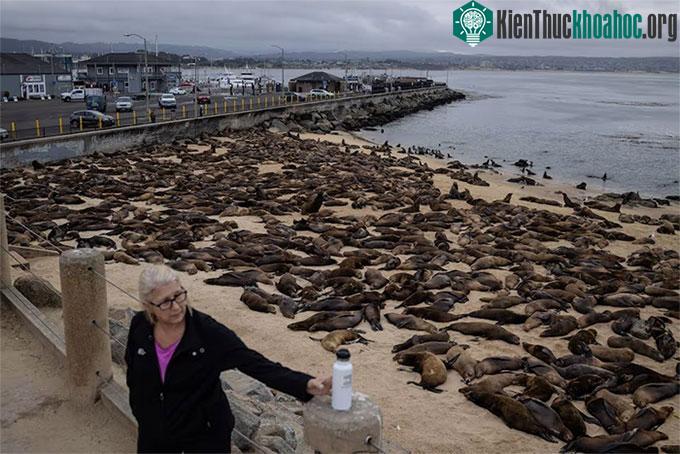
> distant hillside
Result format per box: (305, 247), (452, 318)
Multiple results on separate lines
(0, 37), (235, 59)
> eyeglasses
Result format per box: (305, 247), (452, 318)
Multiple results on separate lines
(146, 289), (188, 311)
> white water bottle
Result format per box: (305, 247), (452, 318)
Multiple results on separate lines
(332, 348), (352, 411)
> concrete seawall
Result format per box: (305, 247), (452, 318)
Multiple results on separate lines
(0, 87), (463, 168)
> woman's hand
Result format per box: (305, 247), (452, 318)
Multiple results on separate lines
(306, 376), (332, 396)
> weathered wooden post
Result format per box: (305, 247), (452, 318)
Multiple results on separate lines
(59, 248), (112, 405)
(304, 393), (383, 453)
(0, 195), (11, 289)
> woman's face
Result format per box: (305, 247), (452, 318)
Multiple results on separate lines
(146, 280), (187, 325)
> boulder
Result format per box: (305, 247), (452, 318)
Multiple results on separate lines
(13, 275), (61, 307)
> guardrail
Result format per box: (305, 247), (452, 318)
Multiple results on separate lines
(1, 87), (446, 144)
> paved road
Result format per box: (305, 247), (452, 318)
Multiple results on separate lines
(0, 91), (289, 141)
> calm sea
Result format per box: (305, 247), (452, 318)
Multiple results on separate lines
(359, 70), (680, 198)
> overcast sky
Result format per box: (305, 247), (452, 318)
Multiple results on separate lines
(2, 0), (679, 57)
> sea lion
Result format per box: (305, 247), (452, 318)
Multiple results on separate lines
(461, 373), (526, 394)
(301, 192), (325, 214)
(571, 295), (598, 314)
(601, 293), (647, 307)
(309, 311), (363, 332)
(445, 322), (520, 345)
(474, 356), (526, 378)
(112, 250), (140, 265)
(384, 313), (438, 334)
(610, 406), (674, 434)
(550, 395), (588, 439)
(607, 335), (665, 362)
(393, 341), (458, 363)
(205, 272), (259, 287)
(589, 345), (635, 363)
(391, 331), (450, 353)
(482, 295), (526, 309)
(521, 375), (555, 402)
(523, 342), (557, 364)
(563, 430), (669, 453)
(523, 311), (553, 332)
(300, 297), (364, 312)
(540, 315), (578, 337)
(363, 268), (389, 290)
(577, 310), (614, 328)
(240, 290), (277, 314)
(403, 306), (462, 323)
(404, 352), (448, 393)
(445, 345), (477, 383)
(310, 329), (370, 352)
(633, 383), (680, 407)
(525, 299), (566, 315)
(585, 396), (623, 433)
(566, 374), (612, 399)
(454, 309), (528, 325)
(287, 311), (352, 331)
(462, 391), (557, 442)
(363, 303), (383, 331)
(524, 358), (568, 388)
(518, 396), (574, 442)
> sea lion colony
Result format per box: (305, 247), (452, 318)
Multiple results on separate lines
(2, 129), (679, 452)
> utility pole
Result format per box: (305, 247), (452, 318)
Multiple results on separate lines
(124, 33), (150, 117)
(194, 56), (198, 117)
(271, 45), (284, 92)
(155, 34), (158, 56)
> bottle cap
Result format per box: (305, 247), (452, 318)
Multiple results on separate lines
(336, 348), (350, 360)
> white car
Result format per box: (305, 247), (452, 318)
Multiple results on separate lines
(169, 87), (187, 95)
(0, 127), (9, 140)
(309, 89), (334, 97)
(115, 96), (133, 112)
(158, 93), (177, 109)
(61, 89), (86, 102)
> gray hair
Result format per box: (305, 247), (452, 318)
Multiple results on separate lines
(138, 265), (180, 302)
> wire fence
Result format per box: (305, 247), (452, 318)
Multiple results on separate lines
(1, 86), (443, 142)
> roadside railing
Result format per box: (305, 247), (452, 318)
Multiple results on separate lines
(0, 86), (445, 143)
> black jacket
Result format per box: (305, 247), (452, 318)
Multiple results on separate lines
(125, 308), (313, 452)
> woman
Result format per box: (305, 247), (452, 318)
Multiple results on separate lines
(125, 265), (331, 453)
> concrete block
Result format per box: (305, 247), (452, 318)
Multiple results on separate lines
(303, 393), (382, 454)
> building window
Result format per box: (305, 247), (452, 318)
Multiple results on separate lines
(96, 67), (103, 75)
(118, 67), (129, 74)
(109, 67), (115, 75)
(124, 81), (129, 88)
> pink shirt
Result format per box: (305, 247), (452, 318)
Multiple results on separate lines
(155, 340), (180, 383)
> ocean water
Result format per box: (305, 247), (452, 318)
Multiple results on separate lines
(359, 70), (680, 198)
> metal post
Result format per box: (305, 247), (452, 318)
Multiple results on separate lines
(59, 249), (112, 405)
(194, 57), (198, 117)
(35, 119), (40, 137)
(124, 33), (150, 119)
(271, 45), (284, 92)
(0, 195), (11, 289)
(58, 117), (63, 134)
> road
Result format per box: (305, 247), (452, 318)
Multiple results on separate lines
(0, 91), (289, 141)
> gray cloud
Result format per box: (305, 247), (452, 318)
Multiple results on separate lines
(1, 0), (678, 56)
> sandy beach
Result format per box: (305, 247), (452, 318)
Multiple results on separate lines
(3, 129), (679, 453)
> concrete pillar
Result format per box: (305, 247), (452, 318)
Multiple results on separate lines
(0, 195), (11, 289)
(59, 248), (112, 405)
(304, 393), (382, 454)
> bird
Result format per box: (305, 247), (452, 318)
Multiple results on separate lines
(543, 171), (552, 179)
(602, 173), (608, 181)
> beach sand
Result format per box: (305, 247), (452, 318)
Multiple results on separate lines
(4, 129), (679, 453)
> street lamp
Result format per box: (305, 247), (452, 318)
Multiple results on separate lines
(271, 45), (284, 92)
(124, 33), (150, 117)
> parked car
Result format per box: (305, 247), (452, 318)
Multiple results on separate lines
(115, 96), (133, 112)
(69, 110), (115, 128)
(282, 92), (306, 102)
(309, 89), (334, 97)
(158, 93), (177, 109)
(60, 89), (85, 102)
(169, 87), (187, 95)
(0, 127), (9, 141)
(197, 94), (211, 105)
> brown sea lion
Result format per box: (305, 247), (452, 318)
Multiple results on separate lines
(462, 391), (557, 442)
(523, 342), (557, 364)
(607, 335), (665, 362)
(585, 396), (623, 433)
(461, 373), (526, 394)
(391, 331), (450, 353)
(525, 299), (566, 315)
(363, 303), (383, 331)
(550, 395), (588, 439)
(393, 341), (458, 363)
(633, 383), (680, 408)
(540, 315), (578, 337)
(403, 306), (462, 323)
(578, 310), (614, 328)
(610, 406), (674, 434)
(309, 311), (363, 332)
(287, 311), (352, 331)
(454, 309), (528, 325)
(474, 356), (526, 378)
(589, 345), (635, 363)
(524, 358), (568, 388)
(384, 313), (439, 334)
(364, 268), (389, 289)
(518, 396), (574, 442)
(445, 345), (478, 383)
(404, 352), (448, 393)
(240, 290), (277, 314)
(521, 375), (555, 402)
(523, 311), (553, 332)
(112, 250), (140, 265)
(566, 374), (612, 399)
(445, 322), (520, 345)
(593, 389), (636, 421)
(309, 329), (371, 352)
(563, 430), (669, 453)
(482, 295), (526, 309)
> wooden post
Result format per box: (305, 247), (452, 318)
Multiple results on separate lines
(10, 122), (16, 139)
(35, 119), (41, 137)
(133, 111), (137, 125)
(59, 249), (112, 406)
(58, 117), (63, 134)
(0, 195), (11, 289)
(116, 112), (120, 127)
